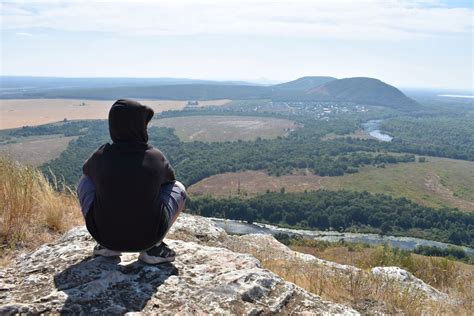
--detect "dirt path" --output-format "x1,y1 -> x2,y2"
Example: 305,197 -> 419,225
424,172 -> 474,211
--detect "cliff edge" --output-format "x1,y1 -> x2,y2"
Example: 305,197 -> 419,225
0,214 -> 356,315
1,213 -> 452,314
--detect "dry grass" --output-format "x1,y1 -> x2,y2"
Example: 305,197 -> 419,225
223,235 -> 454,313
0,98 -> 230,130
261,257 -> 432,314
189,157 -> 474,211
151,115 -> 296,142
263,240 -> 474,314
189,169 -> 323,196
226,235 -> 472,314
0,155 -> 82,255
261,256 -> 471,314
290,241 -> 474,292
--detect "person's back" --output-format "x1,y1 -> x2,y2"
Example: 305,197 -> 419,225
78,99 -> 186,264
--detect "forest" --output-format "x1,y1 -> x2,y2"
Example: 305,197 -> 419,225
187,191 -> 474,247
40,118 -> 415,187
1,100 -> 469,189
2,97 -> 472,250
380,115 -> 474,161
34,103 -> 473,187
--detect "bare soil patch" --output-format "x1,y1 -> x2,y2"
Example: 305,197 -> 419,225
189,170 -> 323,196
0,99 -> 230,130
0,135 -> 78,166
423,172 -> 474,211
152,116 -> 297,142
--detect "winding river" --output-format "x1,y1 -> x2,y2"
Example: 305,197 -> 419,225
210,218 -> 474,255
362,120 -> 393,142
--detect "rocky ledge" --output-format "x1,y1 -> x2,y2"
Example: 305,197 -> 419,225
0,214 -> 357,315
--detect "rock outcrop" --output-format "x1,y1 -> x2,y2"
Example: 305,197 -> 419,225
371,266 -> 450,302
0,214 -> 451,314
169,215 -> 450,304
0,214 -> 357,315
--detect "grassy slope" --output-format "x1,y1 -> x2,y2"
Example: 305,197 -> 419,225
189,157 -> 474,211
286,241 -> 473,313
239,237 -> 473,314
322,157 -> 474,211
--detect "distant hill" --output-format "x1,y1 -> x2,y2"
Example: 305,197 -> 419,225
305,77 -> 419,109
1,75 -> 418,109
0,76 -> 257,89
271,76 -> 336,92
5,84 -> 268,100
0,76 -> 259,99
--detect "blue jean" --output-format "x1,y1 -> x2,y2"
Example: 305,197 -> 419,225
77,175 -> 186,240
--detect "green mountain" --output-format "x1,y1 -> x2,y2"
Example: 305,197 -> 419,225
305,77 -> 419,108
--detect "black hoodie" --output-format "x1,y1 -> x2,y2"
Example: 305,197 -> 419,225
83,99 -> 176,251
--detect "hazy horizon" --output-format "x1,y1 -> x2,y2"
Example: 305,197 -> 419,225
1,74 -> 472,93
1,0 -> 473,90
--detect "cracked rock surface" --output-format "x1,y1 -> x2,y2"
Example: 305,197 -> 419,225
0,214 -> 357,315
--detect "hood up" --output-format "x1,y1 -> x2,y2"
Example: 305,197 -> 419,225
108,99 -> 154,143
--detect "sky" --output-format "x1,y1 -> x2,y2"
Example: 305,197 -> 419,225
1,0 -> 473,90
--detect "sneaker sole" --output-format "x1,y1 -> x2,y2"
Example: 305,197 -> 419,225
138,252 -> 175,264
93,249 -> 122,257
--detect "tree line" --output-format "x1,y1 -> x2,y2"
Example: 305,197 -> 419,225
379,115 -> 474,161
39,119 -> 415,187
187,191 -> 474,247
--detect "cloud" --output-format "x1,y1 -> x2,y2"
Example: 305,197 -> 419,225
15,32 -> 33,36
1,0 -> 472,40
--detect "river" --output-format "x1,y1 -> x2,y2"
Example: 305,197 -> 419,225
362,119 -> 393,142
438,94 -> 474,99
210,218 -> 474,255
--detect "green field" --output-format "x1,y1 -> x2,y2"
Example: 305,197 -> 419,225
189,157 -> 474,211
151,115 -> 296,142
322,157 -> 474,211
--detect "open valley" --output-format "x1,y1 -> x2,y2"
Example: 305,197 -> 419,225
189,157 -> 474,211
2,3 -> 474,314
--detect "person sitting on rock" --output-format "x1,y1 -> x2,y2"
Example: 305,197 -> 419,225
77,99 -> 186,264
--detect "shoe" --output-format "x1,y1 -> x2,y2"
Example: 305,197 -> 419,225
138,242 -> 176,264
175,181 -> 187,196
93,244 -> 122,257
